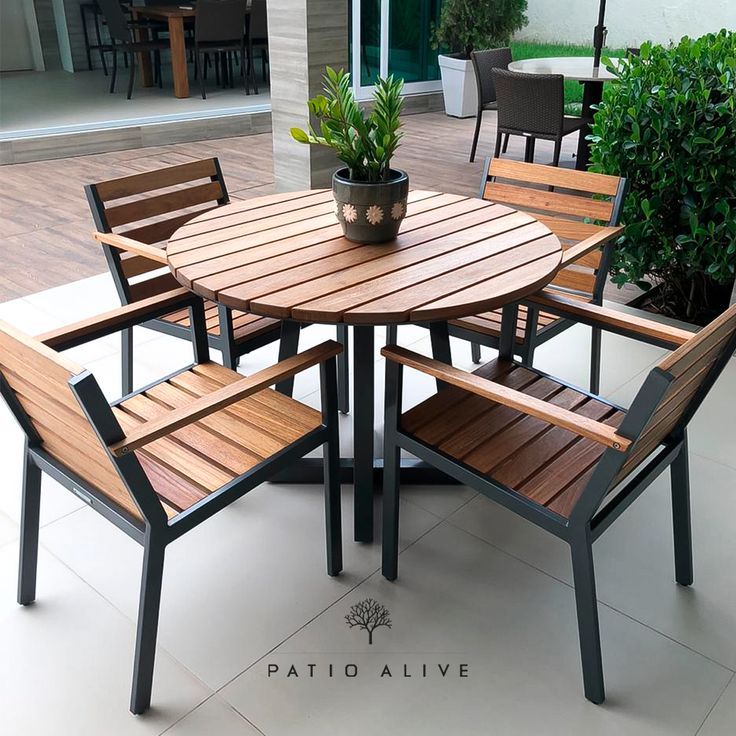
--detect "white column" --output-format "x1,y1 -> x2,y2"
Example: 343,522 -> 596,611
268,0 -> 349,191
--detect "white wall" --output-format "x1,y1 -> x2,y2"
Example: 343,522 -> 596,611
518,0 -> 736,48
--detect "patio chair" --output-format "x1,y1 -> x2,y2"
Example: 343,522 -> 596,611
468,47 -> 512,163
0,287 -> 343,714
382,294 -> 736,704
85,157 -> 350,409
491,69 -> 587,165
389,159 -> 627,394
246,0 -> 269,93
96,0 -> 167,99
191,0 -> 250,99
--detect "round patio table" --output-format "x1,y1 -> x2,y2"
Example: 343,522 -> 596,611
508,56 -> 620,170
167,189 -> 562,541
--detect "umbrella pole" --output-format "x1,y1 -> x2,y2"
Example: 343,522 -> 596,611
593,0 -> 607,68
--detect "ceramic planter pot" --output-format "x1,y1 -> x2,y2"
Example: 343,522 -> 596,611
438,53 -> 478,118
333,168 -> 410,244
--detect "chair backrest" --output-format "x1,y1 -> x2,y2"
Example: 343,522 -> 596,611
492,69 -> 565,139
85,158 -> 229,305
0,320 -> 142,520
614,304 -> 736,485
471,47 -> 512,108
248,0 -> 268,42
196,0 -> 248,44
96,0 -> 132,44
480,158 -> 627,301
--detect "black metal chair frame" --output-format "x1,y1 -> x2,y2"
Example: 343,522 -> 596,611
382,299 -> 736,704
492,69 -> 588,165
2,290 -> 342,714
469,47 -> 512,163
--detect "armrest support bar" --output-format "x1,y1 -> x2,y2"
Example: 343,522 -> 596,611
381,346 -> 631,452
93,231 -> 169,264
37,288 -> 198,351
110,340 -> 343,457
559,226 -> 622,267
526,290 -> 694,349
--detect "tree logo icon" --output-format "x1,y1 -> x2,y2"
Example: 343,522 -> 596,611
345,598 -> 392,645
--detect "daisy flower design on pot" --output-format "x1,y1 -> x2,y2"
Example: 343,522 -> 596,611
390,202 -> 404,221
342,203 -> 358,223
366,205 -> 384,225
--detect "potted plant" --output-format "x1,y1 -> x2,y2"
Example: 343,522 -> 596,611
434,0 -> 528,118
290,67 -> 409,244
590,30 -> 736,325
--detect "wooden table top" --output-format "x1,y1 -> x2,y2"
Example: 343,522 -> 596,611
131,5 -> 196,19
508,56 -> 620,83
167,190 -> 562,325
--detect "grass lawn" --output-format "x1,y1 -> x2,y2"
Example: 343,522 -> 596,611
510,41 -> 625,108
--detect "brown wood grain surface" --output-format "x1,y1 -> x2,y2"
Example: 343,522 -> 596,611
168,190 -> 563,324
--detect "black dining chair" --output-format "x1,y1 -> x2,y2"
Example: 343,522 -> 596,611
246,0 -> 269,93
192,0 -> 249,98
491,69 -> 588,166
468,47 -> 512,163
97,0 -> 167,99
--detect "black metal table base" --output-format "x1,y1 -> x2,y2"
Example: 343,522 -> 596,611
270,457 -> 460,486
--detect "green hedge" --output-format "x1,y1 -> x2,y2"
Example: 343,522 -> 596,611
590,30 -> 736,323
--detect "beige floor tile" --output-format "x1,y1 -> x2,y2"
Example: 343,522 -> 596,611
698,674 -> 736,736
163,696 -> 263,736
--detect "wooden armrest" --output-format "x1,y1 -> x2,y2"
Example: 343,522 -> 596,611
93,231 -> 168,264
109,340 -> 344,457
381,346 -> 631,452
38,288 -> 196,350
527,290 -> 694,348
559,226 -> 622,267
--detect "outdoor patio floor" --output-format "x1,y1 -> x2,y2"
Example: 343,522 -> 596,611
0,271 -> 734,735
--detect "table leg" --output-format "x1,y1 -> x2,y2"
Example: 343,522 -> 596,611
575,81 -> 604,170
429,321 -> 452,390
498,303 -> 519,361
131,10 -> 153,88
353,325 -> 375,543
168,16 -> 190,98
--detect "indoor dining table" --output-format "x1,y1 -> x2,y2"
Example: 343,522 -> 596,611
166,189 -> 563,541
508,56 -> 620,170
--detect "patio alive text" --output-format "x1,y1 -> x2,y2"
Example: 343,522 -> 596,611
267,662 -> 469,679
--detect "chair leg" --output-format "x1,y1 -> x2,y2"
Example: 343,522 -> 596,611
552,136 -> 563,167
94,11 -> 108,76
469,111 -> 482,162
336,324 -> 350,415
122,328 -> 133,395
493,130 -> 503,158
471,342 -> 482,363
590,326 -> 602,394
570,530 -> 605,704
17,447 -> 41,606
130,537 -> 165,715
502,132 -> 510,153
320,357 -> 343,576
381,438 -> 401,581
127,51 -> 136,100
109,49 -> 118,93
198,52 -> 207,99
524,136 -> 536,163
671,435 -> 693,586
275,320 -> 301,396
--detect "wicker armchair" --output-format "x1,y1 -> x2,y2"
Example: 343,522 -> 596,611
468,47 -> 512,162
491,69 -> 587,166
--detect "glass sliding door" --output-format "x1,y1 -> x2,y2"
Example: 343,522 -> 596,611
350,0 -> 443,99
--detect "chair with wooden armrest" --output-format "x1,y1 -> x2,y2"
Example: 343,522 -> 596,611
85,157 -> 350,411
0,287 -> 343,715
381,295 -> 736,704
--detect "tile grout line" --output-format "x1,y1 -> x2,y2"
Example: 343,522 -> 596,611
694,670 -> 734,736
442,514 -> 736,675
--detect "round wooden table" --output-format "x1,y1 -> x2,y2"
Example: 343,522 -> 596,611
167,189 -> 562,541
508,56 -> 620,170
